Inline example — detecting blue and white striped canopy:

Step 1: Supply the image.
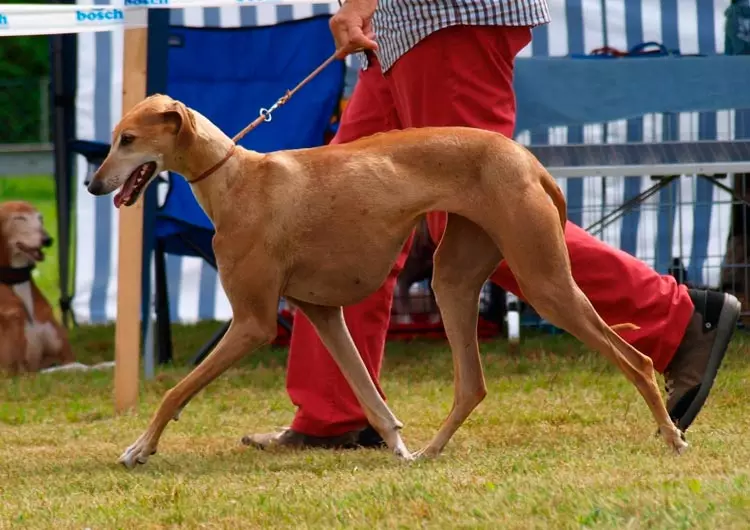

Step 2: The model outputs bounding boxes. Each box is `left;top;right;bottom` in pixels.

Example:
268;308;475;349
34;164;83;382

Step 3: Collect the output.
72;0;742;324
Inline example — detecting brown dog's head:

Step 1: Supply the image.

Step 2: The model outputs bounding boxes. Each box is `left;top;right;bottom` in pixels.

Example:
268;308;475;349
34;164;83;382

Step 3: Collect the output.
86;93;196;208
0;201;53;268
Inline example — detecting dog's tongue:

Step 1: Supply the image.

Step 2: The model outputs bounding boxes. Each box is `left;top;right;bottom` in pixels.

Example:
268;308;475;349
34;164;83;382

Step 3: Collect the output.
113;175;137;208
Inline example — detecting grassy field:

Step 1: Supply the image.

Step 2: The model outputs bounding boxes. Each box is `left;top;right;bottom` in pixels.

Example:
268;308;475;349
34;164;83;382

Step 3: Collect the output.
2;176;750;528
2;332;750;529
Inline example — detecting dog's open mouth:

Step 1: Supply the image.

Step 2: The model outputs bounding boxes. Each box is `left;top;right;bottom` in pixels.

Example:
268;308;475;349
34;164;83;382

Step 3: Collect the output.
17;242;44;262
114;162;158;208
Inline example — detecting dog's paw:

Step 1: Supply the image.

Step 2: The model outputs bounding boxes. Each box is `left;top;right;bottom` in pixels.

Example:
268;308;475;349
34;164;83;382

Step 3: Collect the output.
659;424;688;456
413;445;441;460
393;447;415;462
670;435;689;456
118;434;156;469
391;437;414;462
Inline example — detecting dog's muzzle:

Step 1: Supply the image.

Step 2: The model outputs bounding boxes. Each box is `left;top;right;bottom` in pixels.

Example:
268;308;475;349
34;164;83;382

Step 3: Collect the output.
87;179;105;195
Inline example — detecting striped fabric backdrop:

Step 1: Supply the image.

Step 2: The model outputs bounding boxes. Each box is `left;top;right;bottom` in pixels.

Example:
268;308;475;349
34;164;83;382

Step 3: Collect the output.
513;0;749;293
73;0;743;324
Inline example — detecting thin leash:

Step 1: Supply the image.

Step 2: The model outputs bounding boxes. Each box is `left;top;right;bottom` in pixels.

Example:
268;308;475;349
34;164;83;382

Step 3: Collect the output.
232;52;339;144
189;52;340;184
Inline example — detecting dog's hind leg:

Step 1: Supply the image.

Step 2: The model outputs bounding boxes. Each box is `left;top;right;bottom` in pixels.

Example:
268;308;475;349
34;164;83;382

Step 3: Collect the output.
516;278;687;453
481;180;686;454
416;214;502;458
287;299;413;460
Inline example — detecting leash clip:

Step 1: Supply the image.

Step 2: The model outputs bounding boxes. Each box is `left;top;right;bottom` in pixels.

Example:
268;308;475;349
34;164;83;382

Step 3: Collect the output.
259;90;293;124
231;52;338;145
259;108;273;123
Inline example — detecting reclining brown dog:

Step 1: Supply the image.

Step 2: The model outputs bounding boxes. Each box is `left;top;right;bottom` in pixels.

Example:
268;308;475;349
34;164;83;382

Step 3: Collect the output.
87;94;687;468
0;201;74;374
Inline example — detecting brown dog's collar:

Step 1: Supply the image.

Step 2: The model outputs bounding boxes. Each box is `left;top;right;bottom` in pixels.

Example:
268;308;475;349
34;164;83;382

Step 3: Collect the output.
0;265;35;286
188;145;237;185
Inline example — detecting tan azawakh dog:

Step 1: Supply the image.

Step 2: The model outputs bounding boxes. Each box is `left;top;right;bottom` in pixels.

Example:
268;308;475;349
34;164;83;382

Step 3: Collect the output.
87;94;687;468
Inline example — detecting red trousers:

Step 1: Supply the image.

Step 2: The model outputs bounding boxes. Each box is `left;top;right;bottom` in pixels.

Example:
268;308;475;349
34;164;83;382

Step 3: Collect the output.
286;25;695;437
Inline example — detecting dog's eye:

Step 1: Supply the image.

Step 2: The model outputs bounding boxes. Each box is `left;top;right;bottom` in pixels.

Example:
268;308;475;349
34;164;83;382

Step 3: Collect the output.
120;134;135;146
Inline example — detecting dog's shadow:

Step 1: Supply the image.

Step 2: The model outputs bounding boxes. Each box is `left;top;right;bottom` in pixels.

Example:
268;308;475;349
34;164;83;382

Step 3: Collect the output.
13;442;431;483
151;444;433;476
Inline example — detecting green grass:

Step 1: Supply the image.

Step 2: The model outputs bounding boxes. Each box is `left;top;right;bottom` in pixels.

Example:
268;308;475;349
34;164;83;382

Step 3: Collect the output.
1;330;750;529
0;176;61;306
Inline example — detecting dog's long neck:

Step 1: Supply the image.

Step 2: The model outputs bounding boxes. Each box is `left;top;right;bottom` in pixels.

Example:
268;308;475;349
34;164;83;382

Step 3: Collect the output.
179;110;263;224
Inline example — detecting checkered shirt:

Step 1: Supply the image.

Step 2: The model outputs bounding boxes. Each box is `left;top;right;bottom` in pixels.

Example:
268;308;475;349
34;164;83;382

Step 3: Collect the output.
355;0;550;72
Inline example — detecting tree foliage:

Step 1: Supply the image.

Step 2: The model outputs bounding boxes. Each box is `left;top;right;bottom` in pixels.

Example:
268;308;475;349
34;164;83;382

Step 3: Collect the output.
0;36;49;77
0;0;53;142
0;0;51;78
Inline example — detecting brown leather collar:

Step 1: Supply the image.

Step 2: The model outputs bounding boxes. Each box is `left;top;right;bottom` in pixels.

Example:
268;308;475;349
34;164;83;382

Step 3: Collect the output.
0;264;35;286
187;144;237;185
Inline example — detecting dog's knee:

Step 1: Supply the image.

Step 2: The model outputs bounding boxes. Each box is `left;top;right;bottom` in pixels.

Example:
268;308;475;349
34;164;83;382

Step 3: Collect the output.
237;315;278;347
515;283;559;323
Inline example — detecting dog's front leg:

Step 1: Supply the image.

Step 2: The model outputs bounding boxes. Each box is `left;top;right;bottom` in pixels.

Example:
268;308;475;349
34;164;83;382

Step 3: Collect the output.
289;298;413;460
118;318;275;468
39;328;74;370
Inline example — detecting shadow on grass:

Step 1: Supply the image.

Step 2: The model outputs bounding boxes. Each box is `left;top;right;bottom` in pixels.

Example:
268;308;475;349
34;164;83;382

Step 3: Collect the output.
10;437;407;481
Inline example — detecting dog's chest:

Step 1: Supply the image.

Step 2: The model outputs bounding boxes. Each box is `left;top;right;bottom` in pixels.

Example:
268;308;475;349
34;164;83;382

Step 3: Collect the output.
12;281;34;321
12;281;62;364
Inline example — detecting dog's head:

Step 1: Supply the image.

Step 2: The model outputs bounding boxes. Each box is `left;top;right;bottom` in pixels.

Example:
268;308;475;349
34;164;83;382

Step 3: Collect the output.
86;93;196;208
0;201;53;268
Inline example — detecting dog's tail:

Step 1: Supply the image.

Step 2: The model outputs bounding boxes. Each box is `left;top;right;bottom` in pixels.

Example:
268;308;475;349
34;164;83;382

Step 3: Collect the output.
539;169;567;229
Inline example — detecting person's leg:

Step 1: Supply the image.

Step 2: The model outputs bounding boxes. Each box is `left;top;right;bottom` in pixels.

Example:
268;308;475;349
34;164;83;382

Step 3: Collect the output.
389;24;739;431
243;57;414;448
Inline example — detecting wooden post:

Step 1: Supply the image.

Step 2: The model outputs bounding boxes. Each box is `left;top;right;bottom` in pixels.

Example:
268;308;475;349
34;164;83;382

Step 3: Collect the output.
114;26;149;414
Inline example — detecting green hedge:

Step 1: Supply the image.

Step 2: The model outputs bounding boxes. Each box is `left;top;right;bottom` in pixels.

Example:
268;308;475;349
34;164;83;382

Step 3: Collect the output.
0;78;49;143
0;16;50;143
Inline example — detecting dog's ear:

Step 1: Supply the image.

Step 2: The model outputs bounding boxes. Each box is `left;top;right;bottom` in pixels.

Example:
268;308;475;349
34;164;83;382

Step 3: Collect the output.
161;101;196;148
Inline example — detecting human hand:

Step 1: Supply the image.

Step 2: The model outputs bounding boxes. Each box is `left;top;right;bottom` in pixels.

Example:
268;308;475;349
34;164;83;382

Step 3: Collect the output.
329;0;378;58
